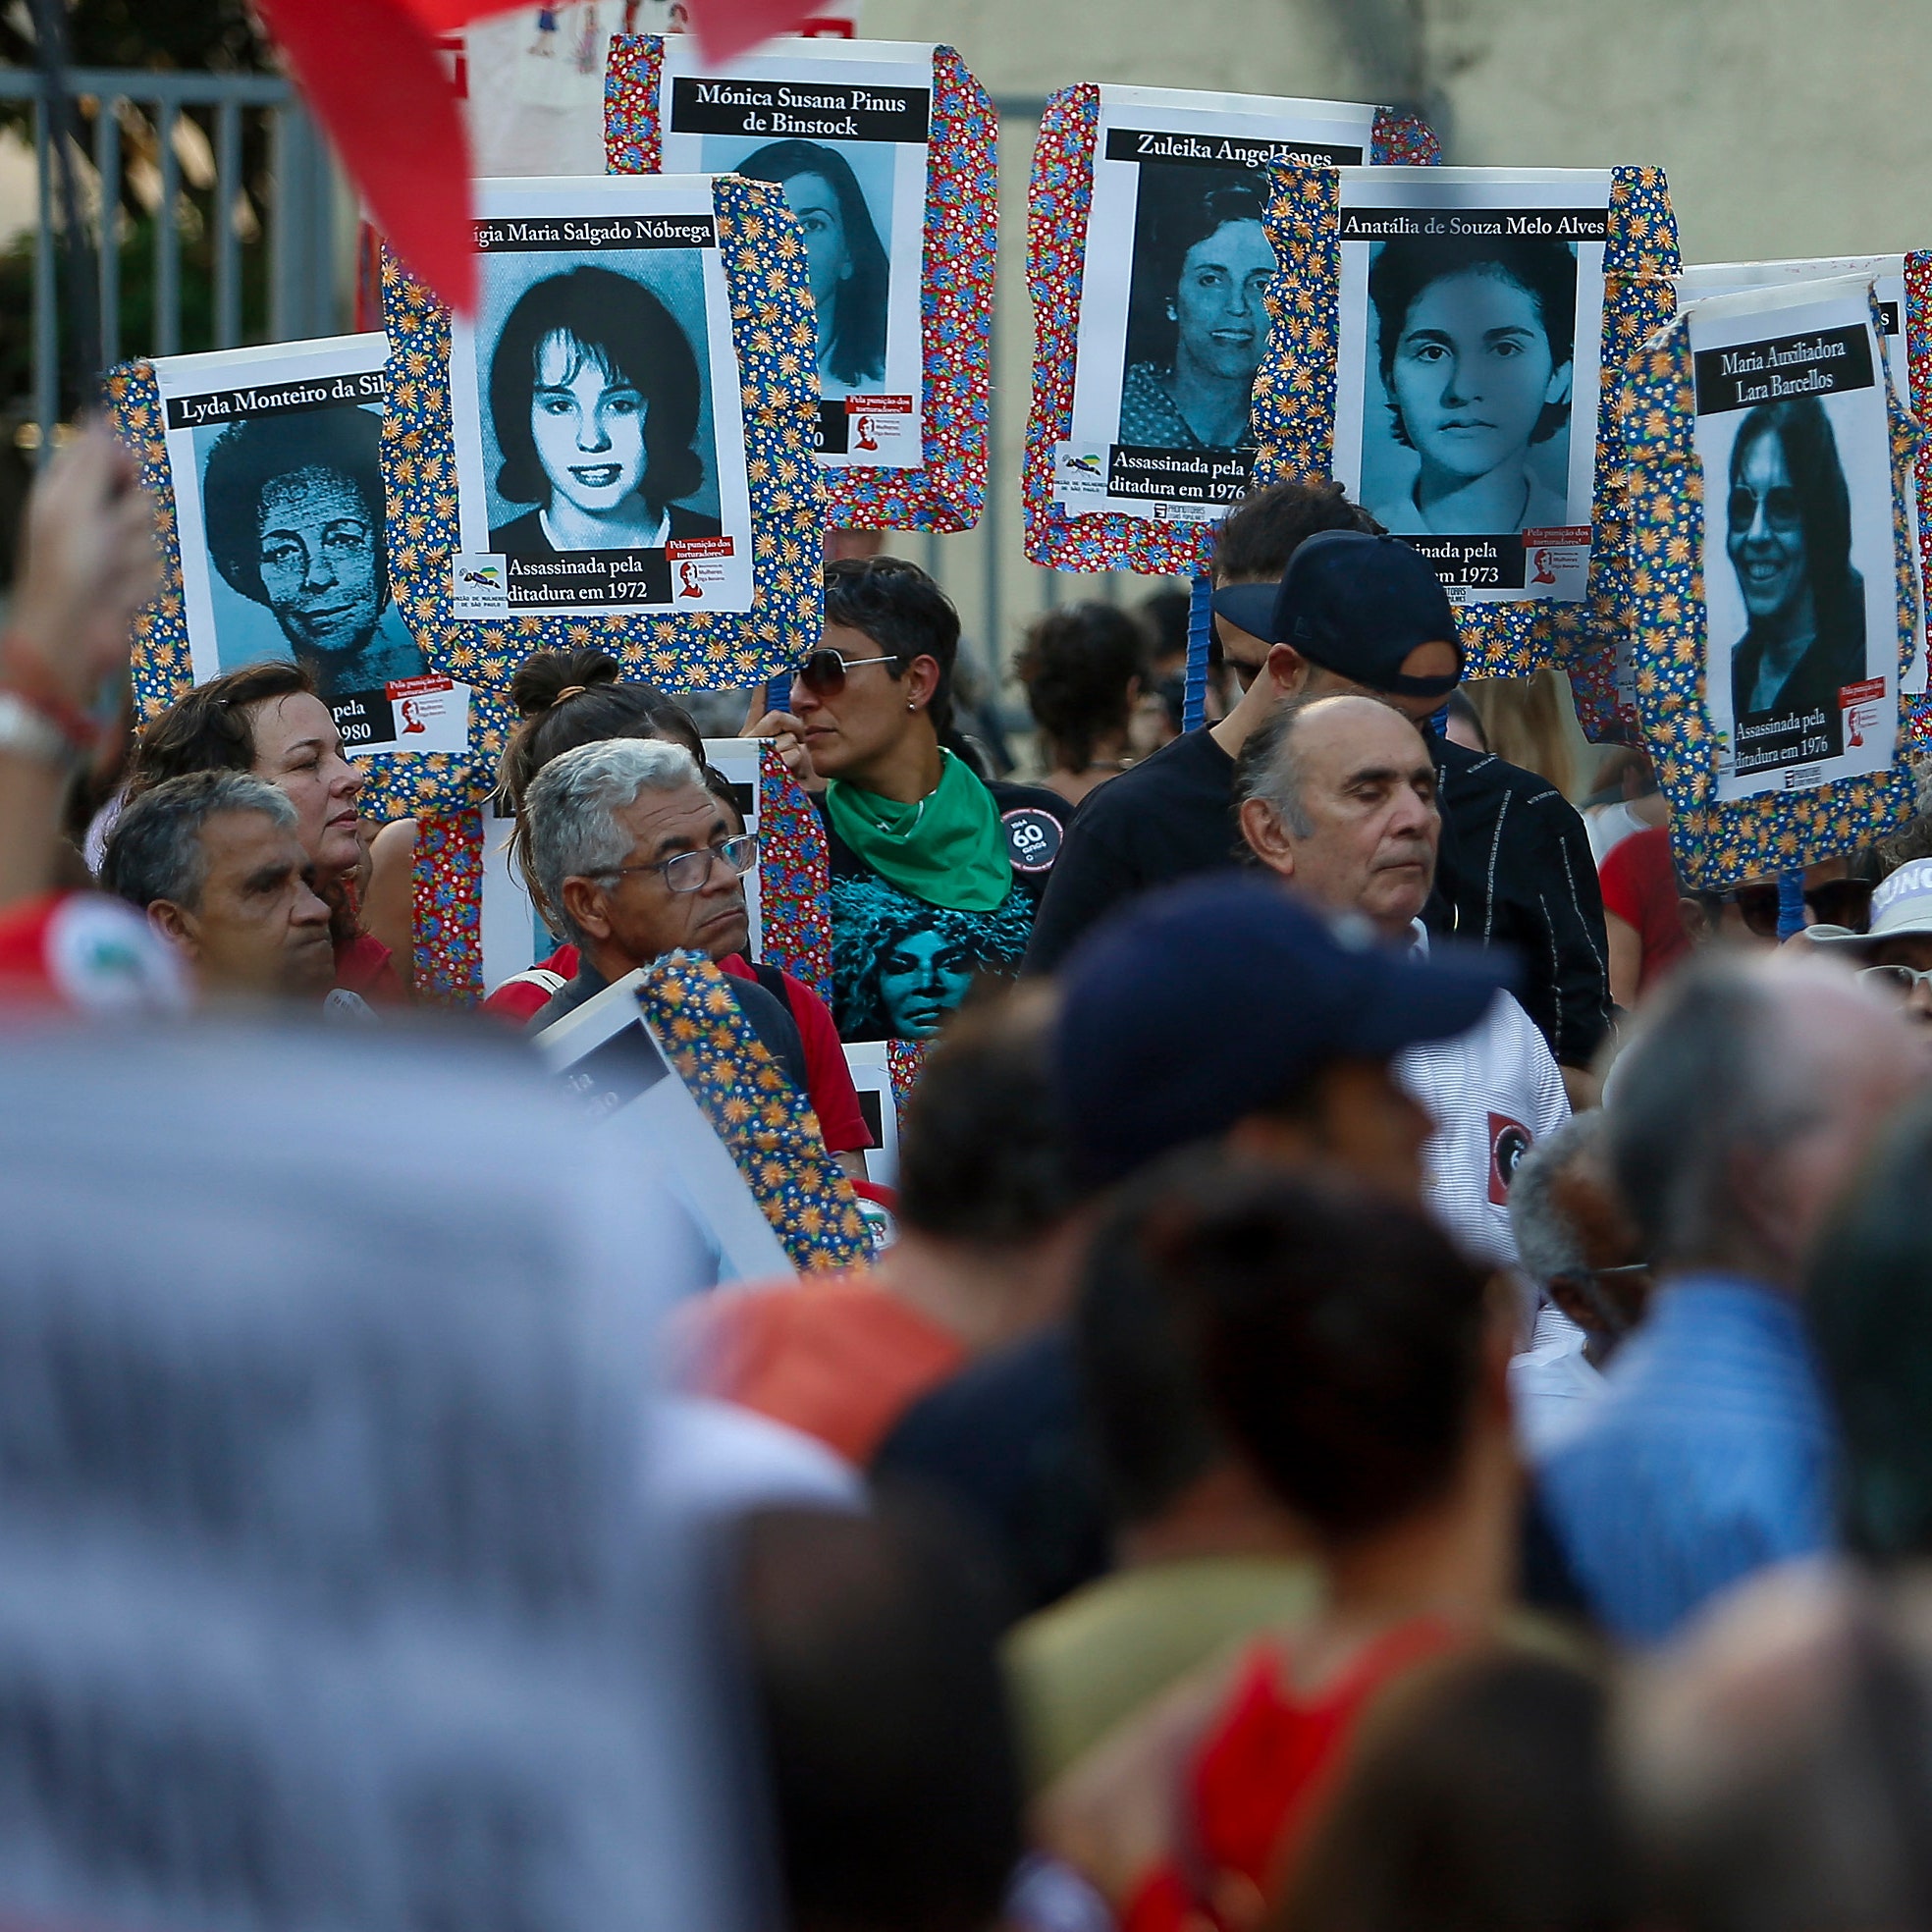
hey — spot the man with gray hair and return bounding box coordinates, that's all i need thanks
[99,769,335,1002]
[1505,1109,1651,1455]
[521,736,808,1090]
[1234,691,1568,1275]
[1537,952,1926,1644]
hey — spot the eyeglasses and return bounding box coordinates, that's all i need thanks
[1728,484,1802,534]
[796,648,898,696]
[601,832,758,894]
[1861,962,1932,993]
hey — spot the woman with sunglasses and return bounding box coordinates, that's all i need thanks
[748,558,1072,1042]
[1724,397,1868,764]
[458,647,873,1170]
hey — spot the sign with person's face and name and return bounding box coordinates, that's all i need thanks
[1327,167,1613,607]
[142,334,471,757]
[1678,255,1929,700]
[447,176,756,622]
[1688,277,1902,802]
[654,37,930,467]
[1050,85,1381,526]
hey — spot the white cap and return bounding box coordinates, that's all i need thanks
[1807,857,1932,948]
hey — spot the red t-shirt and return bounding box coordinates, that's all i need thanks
[1598,826,1690,995]
[483,944,872,1154]
[1124,1620,1465,1932]
[333,931,405,1003]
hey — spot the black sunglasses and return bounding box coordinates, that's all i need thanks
[796,648,897,696]
[1805,879,1874,934]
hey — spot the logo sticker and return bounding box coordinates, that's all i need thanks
[1488,1112,1532,1205]
[1002,807,1063,875]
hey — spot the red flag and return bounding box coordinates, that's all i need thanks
[253,0,478,315]
[688,0,832,63]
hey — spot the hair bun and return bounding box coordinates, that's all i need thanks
[509,647,623,719]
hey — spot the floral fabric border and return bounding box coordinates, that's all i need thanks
[1020,96,1436,577]
[378,173,825,719]
[637,952,872,1272]
[605,38,995,534]
[1901,250,1932,744]
[756,745,834,1003]
[1622,284,1920,886]
[1250,163,1681,683]
[101,358,486,822]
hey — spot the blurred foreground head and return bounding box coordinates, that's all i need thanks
[734,1504,1022,1932]
[1619,1562,1932,1932]
[1607,952,1922,1291]
[1281,1650,1635,1932]
[1809,1090,1932,1562]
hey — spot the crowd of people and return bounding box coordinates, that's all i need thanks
[11,422,1932,1931]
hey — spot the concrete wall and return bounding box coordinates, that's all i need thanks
[856,0,1929,739]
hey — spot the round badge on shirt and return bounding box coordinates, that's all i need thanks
[1002,807,1063,876]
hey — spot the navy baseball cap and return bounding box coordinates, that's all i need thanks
[1210,530,1462,699]
[1054,875,1513,1187]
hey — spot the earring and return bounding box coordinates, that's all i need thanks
[906,701,917,712]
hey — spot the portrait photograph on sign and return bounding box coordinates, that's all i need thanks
[1052,85,1380,526]
[129,335,470,760]
[1678,255,1929,699]
[446,176,756,622]
[653,38,931,466]
[1327,168,1612,605]
[1690,279,1901,802]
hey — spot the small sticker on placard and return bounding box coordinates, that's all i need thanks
[1051,442,1111,510]
[669,535,735,604]
[1523,526,1591,600]
[452,552,510,618]
[333,675,470,757]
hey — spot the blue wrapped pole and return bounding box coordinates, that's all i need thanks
[1777,869,1807,939]
[1183,571,1213,732]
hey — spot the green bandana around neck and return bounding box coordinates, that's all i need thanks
[823,750,1013,913]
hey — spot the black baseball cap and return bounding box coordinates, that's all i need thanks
[1053,875,1514,1187]
[1210,530,1462,699]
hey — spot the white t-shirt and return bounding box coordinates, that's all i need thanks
[1509,1305,1606,1456]
[1395,927,1571,1276]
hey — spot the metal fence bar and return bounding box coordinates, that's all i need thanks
[153,98,181,357]
[0,66,292,104]
[94,97,121,370]
[214,97,242,349]
[31,105,56,463]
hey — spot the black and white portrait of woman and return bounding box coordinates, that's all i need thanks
[485,263,722,557]
[200,405,426,697]
[1119,175,1274,452]
[735,138,890,401]
[1365,236,1577,537]
[1724,396,1867,750]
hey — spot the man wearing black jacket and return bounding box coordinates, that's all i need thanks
[1023,486,1611,1089]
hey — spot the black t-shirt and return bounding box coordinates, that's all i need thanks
[813,776,1071,1043]
[1424,732,1612,1070]
[1022,727,1251,974]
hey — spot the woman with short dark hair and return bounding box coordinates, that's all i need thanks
[736,139,889,398]
[200,406,426,696]
[1366,236,1577,537]
[486,265,720,556]
[1014,603,1152,807]
[1120,181,1274,452]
